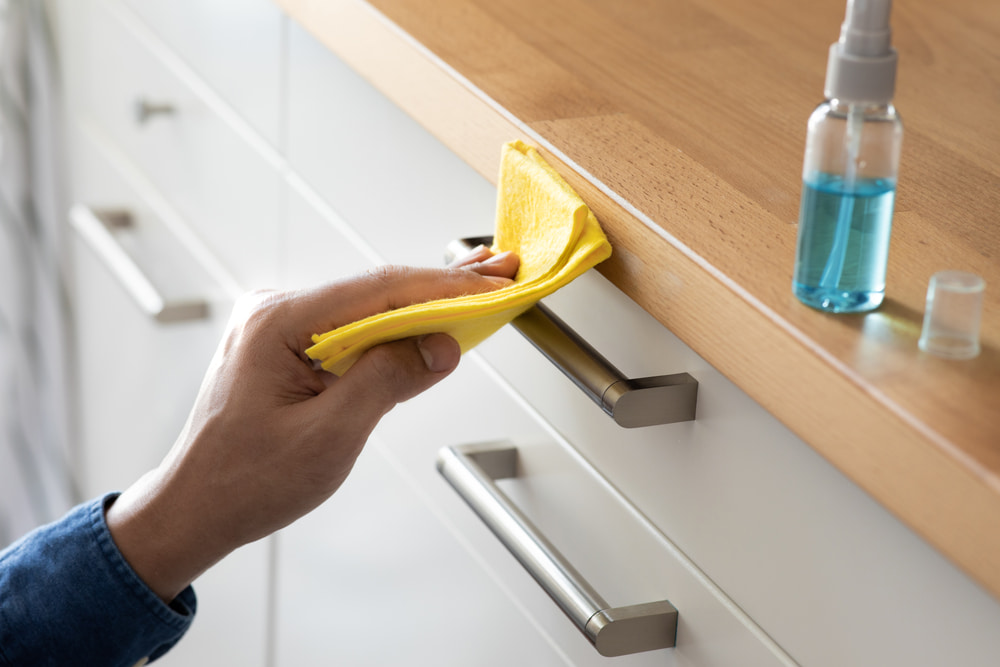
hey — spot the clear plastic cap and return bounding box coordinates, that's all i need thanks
[918,271,985,360]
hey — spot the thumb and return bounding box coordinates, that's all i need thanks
[317,333,461,429]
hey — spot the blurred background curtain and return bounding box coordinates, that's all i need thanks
[0,0,76,546]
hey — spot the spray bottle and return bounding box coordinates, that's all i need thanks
[792,0,903,313]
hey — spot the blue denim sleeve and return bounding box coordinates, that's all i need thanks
[0,493,197,666]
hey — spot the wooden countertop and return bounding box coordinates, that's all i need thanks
[275,0,1000,600]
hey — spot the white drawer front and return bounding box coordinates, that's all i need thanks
[121,0,284,148]
[374,358,792,667]
[280,183,375,288]
[67,128,232,497]
[476,270,1000,666]
[62,0,282,290]
[286,23,497,268]
[274,440,573,667]
[65,125,270,667]
[287,193,791,665]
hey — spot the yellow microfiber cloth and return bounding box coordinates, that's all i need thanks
[305,140,612,375]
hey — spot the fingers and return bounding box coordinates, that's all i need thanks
[286,263,517,353]
[460,250,520,278]
[449,244,521,278]
[448,243,493,267]
[311,333,461,433]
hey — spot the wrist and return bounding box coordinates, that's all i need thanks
[105,471,229,603]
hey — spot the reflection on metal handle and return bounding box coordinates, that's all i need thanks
[437,442,678,657]
[69,205,208,323]
[446,237,698,428]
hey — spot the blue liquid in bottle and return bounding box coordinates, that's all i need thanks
[793,173,896,313]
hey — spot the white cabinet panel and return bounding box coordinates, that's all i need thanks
[66,127,271,667]
[286,23,497,267]
[286,190,789,665]
[121,0,284,148]
[274,441,572,667]
[53,2,276,664]
[67,131,232,497]
[373,358,792,667]
[280,183,375,289]
[476,270,1000,667]
[157,540,271,667]
[65,0,282,290]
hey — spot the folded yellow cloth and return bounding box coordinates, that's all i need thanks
[305,140,612,375]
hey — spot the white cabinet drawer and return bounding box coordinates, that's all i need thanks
[67,130,232,498]
[475,270,1000,666]
[65,126,271,667]
[283,192,790,665]
[278,200,567,664]
[274,440,572,667]
[372,358,791,666]
[60,0,282,290]
[121,0,284,148]
[286,23,497,267]
[280,183,375,288]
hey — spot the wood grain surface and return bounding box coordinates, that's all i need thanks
[275,0,1000,600]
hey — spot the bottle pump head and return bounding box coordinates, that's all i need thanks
[824,0,898,104]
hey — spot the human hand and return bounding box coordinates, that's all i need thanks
[106,251,518,602]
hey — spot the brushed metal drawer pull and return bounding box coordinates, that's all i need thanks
[69,205,209,323]
[447,237,698,428]
[437,442,678,657]
[134,97,176,124]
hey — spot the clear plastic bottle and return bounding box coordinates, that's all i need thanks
[792,0,904,313]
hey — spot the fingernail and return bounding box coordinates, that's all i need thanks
[479,251,512,267]
[450,244,489,267]
[418,334,458,373]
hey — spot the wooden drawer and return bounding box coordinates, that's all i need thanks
[58,0,282,290]
[121,0,284,148]
[286,22,497,267]
[475,270,1000,666]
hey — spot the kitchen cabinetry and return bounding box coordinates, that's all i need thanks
[51,0,1000,665]
[52,0,276,663]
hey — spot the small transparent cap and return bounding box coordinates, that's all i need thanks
[918,271,985,360]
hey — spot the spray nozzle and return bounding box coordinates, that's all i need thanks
[824,0,898,104]
[840,0,892,57]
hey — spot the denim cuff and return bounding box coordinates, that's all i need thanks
[0,493,197,666]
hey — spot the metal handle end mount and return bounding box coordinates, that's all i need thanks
[437,442,678,656]
[134,97,177,125]
[69,205,209,323]
[447,237,698,428]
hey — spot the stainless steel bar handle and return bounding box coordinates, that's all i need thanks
[437,442,678,657]
[69,205,209,323]
[446,237,698,428]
